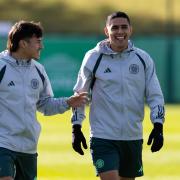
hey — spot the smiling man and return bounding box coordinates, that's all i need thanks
[0,21,88,180]
[71,11,165,180]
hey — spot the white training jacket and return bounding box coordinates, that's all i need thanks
[72,40,165,140]
[0,50,70,154]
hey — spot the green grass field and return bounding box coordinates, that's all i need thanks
[37,105,180,180]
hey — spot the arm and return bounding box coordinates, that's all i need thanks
[36,67,88,115]
[71,54,93,155]
[145,55,165,152]
[71,51,96,125]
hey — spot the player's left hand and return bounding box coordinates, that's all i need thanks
[72,124,87,155]
[147,122,164,152]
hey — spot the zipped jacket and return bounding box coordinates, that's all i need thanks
[0,50,70,153]
[72,40,165,140]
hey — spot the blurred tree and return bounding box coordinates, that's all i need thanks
[0,0,179,35]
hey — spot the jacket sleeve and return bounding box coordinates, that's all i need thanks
[71,52,95,125]
[145,55,165,124]
[36,66,70,115]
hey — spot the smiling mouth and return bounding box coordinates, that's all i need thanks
[116,36,125,40]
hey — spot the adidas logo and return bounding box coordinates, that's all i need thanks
[8,81,15,86]
[104,68,111,73]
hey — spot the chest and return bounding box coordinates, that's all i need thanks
[95,55,145,84]
[0,65,43,100]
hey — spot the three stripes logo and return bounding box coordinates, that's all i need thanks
[8,81,15,86]
[157,105,165,119]
[104,67,111,73]
[152,105,165,120]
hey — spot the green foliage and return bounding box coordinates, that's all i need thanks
[0,0,180,35]
[37,105,180,179]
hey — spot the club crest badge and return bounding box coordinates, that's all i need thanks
[31,79,39,89]
[95,159,104,169]
[129,64,139,74]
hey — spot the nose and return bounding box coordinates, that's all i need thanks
[117,27,123,33]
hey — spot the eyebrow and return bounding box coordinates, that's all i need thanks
[111,24,129,28]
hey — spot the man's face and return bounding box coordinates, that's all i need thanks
[104,17,132,52]
[23,36,43,60]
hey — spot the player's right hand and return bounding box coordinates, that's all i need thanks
[67,92,89,108]
[72,124,87,155]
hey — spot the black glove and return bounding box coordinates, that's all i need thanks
[72,124,87,155]
[147,123,164,152]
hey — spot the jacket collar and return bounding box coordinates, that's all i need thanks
[95,39,135,55]
[0,50,32,66]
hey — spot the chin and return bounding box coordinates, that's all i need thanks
[34,54,40,60]
[32,56,39,60]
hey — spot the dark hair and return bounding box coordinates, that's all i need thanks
[7,20,43,52]
[106,11,131,25]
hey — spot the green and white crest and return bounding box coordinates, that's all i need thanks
[95,159,104,169]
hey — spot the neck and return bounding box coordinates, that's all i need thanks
[10,52,29,61]
[110,44,128,53]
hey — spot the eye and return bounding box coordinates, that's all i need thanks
[111,25,119,30]
[121,25,128,29]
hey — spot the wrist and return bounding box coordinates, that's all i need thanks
[72,124,81,132]
[154,123,163,133]
[65,97,71,108]
[60,97,71,110]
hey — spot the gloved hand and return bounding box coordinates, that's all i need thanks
[147,122,164,152]
[72,124,87,155]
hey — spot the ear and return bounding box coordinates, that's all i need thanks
[19,40,28,49]
[104,27,109,37]
[129,26,133,37]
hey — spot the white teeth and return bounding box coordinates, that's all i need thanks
[116,36,124,40]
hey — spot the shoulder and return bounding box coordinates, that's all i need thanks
[0,51,9,68]
[0,59,7,67]
[31,59,45,72]
[82,49,102,71]
[133,47,154,67]
[0,57,8,70]
[134,47,151,59]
